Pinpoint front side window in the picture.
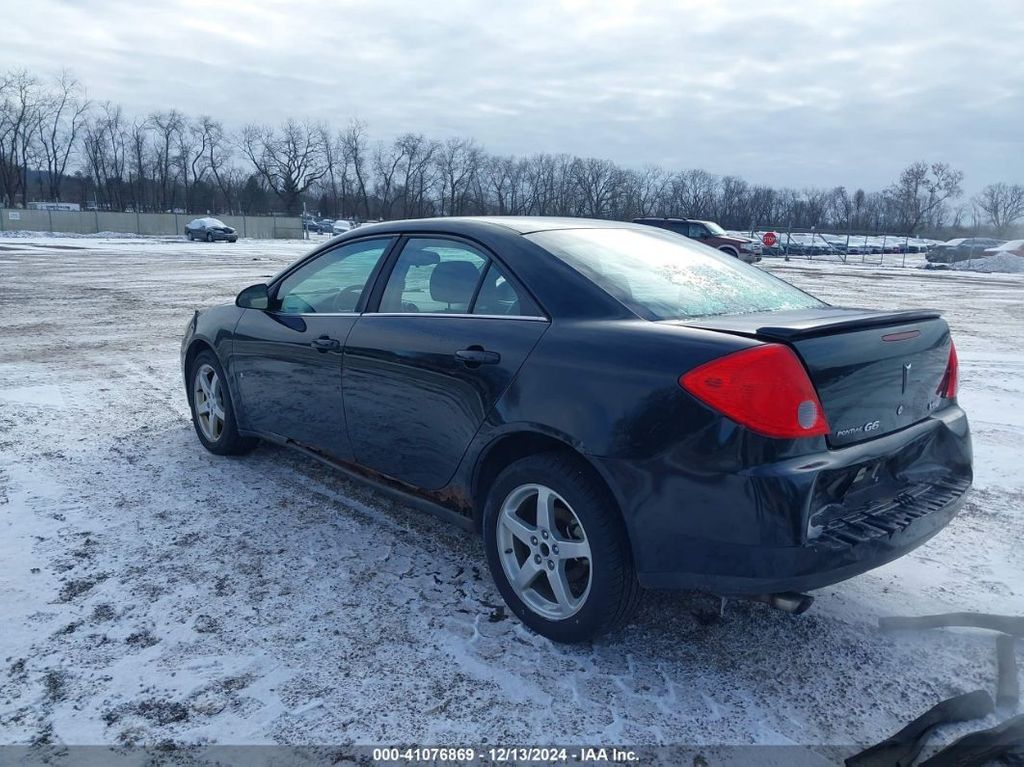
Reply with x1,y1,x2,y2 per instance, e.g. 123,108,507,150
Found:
379,238,488,314
528,227,824,321
274,237,392,314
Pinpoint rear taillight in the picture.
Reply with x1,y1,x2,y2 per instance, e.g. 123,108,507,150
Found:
679,344,829,439
937,339,958,399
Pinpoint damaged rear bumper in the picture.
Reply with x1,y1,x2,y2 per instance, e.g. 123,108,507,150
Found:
601,405,972,594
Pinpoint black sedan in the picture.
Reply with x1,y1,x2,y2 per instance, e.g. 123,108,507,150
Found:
185,217,238,242
181,217,971,642
926,237,1003,263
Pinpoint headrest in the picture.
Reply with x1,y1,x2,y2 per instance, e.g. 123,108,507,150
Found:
430,260,480,305
403,247,441,268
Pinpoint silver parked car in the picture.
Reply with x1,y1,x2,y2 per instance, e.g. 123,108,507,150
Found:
185,217,238,243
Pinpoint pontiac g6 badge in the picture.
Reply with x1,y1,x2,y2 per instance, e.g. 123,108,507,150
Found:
835,420,881,438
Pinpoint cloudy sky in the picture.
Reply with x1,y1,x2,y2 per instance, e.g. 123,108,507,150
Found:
6,0,1023,191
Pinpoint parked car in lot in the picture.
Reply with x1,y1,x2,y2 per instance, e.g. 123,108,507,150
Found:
983,239,1024,257
185,217,238,242
926,237,1003,263
182,217,971,642
327,219,353,235
301,217,333,234
633,217,761,262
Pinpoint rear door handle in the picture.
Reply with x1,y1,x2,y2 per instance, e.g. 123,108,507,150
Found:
310,336,341,353
455,347,501,365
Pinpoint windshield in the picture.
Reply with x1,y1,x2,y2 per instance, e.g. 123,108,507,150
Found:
701,220,727,236
206,218,226,227
528,227,825,321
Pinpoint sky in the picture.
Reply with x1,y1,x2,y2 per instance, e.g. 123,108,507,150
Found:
4,0,1023,192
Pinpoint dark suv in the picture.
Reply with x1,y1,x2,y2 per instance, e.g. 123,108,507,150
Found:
633,217,761,263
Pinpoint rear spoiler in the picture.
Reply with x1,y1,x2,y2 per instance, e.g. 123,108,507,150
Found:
682,308,942,342
756,310,942,341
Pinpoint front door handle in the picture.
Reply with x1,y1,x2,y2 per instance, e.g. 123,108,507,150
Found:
310,336,341,353
455,346,501,366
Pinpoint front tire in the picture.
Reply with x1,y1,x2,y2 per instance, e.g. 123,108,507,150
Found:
187,350,257,456
482,452,641,643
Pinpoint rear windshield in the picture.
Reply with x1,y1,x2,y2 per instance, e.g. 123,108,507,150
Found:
527,227,825,320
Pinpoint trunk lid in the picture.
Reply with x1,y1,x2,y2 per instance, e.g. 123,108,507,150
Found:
682,308,952,447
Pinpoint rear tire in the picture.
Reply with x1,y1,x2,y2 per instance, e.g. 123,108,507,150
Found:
186,231,194,241
206,232,214,243
482,452,641,643
187,350,257,456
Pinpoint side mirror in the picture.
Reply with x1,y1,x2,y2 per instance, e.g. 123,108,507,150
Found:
236,283,270,310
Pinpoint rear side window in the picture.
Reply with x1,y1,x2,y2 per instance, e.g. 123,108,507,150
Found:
473,262,541,317
378,238,541,317
379,238,487,313
528,227,824,321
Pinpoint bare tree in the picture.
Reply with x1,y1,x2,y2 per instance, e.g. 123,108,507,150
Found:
149,109,185,210
240,120,327,215
316,124,345,218
82,103,128,210
570,156,622,218
175,116,211,212
625,165,668,218
886,161,964,234
200,117,235,213
372,139,408,220
393,133,437,218
340,119,371,219
974,183,1024,235
0,69,45,206
35,70,89,202
435,137,482,216
127,118,150,211
483,155,518,215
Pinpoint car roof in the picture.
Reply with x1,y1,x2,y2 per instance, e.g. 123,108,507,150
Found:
352,216,646,236
633,216,694,224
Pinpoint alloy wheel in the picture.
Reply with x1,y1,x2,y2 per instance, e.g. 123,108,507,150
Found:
192,363,225,442
496,483,593,620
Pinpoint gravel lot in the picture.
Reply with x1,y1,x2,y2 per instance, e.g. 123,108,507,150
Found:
0,236,1021,757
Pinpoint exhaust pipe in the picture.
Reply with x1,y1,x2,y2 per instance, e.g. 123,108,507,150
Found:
752,592,815,615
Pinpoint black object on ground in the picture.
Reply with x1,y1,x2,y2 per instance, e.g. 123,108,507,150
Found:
918,713,1024,766
998,633,1020,710
879,613,1024,636
845,690,994,767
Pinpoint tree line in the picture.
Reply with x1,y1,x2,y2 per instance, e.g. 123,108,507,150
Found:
3,67,1023,237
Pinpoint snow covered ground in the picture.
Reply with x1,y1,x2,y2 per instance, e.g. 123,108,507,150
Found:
0,237,1021,757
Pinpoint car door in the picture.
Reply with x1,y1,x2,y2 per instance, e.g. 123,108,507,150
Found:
342,236,549,490
231,236,395,461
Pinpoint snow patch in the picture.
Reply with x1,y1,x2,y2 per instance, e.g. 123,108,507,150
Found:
0,384,66,408
951,252,1024,273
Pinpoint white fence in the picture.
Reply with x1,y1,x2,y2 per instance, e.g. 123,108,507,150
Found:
0,208,303,239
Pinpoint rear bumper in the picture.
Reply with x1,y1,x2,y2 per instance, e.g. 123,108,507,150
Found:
594,405,972,595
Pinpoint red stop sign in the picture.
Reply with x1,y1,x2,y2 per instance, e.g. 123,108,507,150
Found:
762,231,778,247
